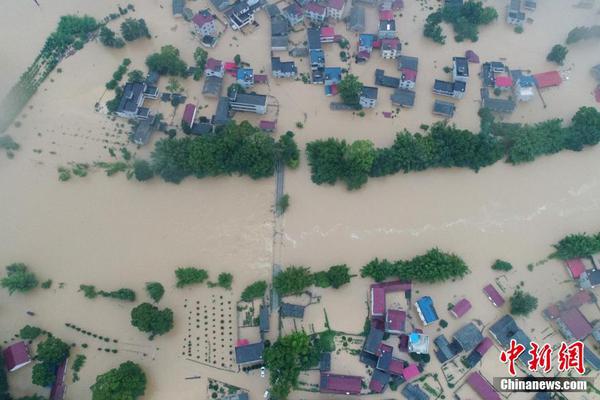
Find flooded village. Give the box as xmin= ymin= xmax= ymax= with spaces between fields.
xmin=1 ymin=0 xmax=600 ymax=399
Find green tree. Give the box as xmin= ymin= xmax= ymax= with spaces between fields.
xmin=120 ymin=18 xmax=150 ymax=41
xmin=193 ymin=47 xmax=208 ymax=75
xmin=360 ymin=258 xmax=396 ymax=282
xmin=338 ymin=74 xmax=363 ymax=105
xmin=423 ymin=11 xmax=446 ymax=44
xmin=166 ymin=78 xmax=183 ymax=93
xmin=341 ymin=139 xmax=376 ymax=190
xmin=398 ymin=248 xmax=469 ymax=282
xmin=32 ymin=362 xmax=56 ymax=387
xmin=264 ymin=332 xmax=317 ymax=399
xmin=133 ymin=159 xmax=154 ymax=181
xmin=306 ymin=138 xmax=346 ymax=185
xmin=510 ymin=289 xmax=538 ymax=316
xmin=217 ymin=272 xmax=233 ymax=290
xmin=127 ymin=69 xmax=145 ymax=83
xmin=552 ymin=233 xmax=600 ymax=260
xmin=146 ymin=45 xmax=187 ymax=76
xmin=175 ymin=267 xmax=208 ymax=288
xmin=130 ymin=303 xmax=174 ymax=339
xmin=491 ymin=259 xmax=513 ymax=272
xmin=547 ymin=44 xmax=568 ymax=65
xmin=276 ymin=131 xmax=300 ymax=169
xmin=241 ymin=280 xmax=267 ymax=302
xmin=36 ymin=336 xmax=70 ymax=366
xmin=99 ymin=26 xmax=125 ymax=48
xmin=91 ymin=361 xmax=146 ymax=400
xmin=145 ymin=282 xmax=165 ymax=303
xmin=234 ymin=54 xmax=242 ymax=66
xmin=273 ymin=266 xmax=314 ymax=296
xmin=19 ymin=325 xmax=42 ymax=340
xmin=277 ymin=193 xmax=290 ymax=214
xmin=1 ymin=263 xmax=38 ymax=295
xmin=325 ymin=264 xmax=351 ymax=289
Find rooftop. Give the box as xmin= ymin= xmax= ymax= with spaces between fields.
xmin=3 ymin=341 xmax=30 ymax=372
xmin=433 ymin=100 xmax=455 ymax=117
xmin=361 ymin=86 xmax=379 ymax=100
xmin=391 ymin=88 xmax=415 ymax=107
xmin=280 ymin=302 xmax=305 ymax=318
xmin=453 ymin=322 xmax=484 ymax=352
xmin=319 ymin=373 xmax=362 ymax=395
xmin=402 ymin=363 xmax=421 ymax=381
xmin=235 ymin=341 xmax=264 ymax=364
xmin=453 ymin=57 xmax=469 ymax=77
xmin=450 ymin=299 xmax=472 ymax=318
xmin=415 ymin=296 xmax=438 ymax=324
xmin=466 ymin=371 xmax=500 ymax=400
xmin=328 ymin=0 xmax=345 ymax=10
xmin=558 ymin=307 xmax=593 ymax=340
xmin=193 ymin=9 xmax=214 ymax=27
xmin=364 ymin=326 xmax=384 ymax=354
xmin=533 ymin=71 xmax=562 ymax=88
xmin=483 ymin=283 xmax=505 ymax=306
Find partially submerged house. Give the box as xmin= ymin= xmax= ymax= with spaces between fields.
xmin=50 ymin=359 xmax=68 ymax=400
xmin=305 ymin=2 xmax=327 ymax=23
xmin=408 ymin=331 xmax=430 ymax=354
xmin=235 ymin=341 xmax=265 ymax=365
xmin=202 ymin=75 xmax=223 ymax=98
xmin=172 ymin=0 xmax=185 ymax=17
xmin=565 ymin=259 xmax=586 ymax=279
xmin=432 ymin=99 xmax=455 ymax=118
xmin=259 ymin=305 xmax=269 ymax=333
xmin=483 ymin=283 xmax=505 ymax=307
xmin=319 ymin=373 xmax=362 ymax=395
xmin=229 ymin=91 xmax=267 ymax=114
xmin=182 ymin=103 xmax=197 ymax=127
xmin=466 ymin=371 xmax=501 ymax=400
xmin=398 ymin=55 xmax=419 ymax=89
xmin=193 ymin=9 xmax=217 ymax=36
xmin=452 ymin=57 xmax=469 ymax=82
xmin=326 ymin=0 xmax=346 ymax=20
xmin=402 ymin=383 xmax=430 ymax=400
xmin=132 ymin=117 xmax=156 ymax=146
xmin=450 ymin=298 xmax=471 ymax=318
xmin=320 ymin=352 xmax=331 ymax=372
xmin=556 ymin=307 xmax=593 ymax=341
xmin=236 ymin=68 xmax=255 ymax=89
xmin=415 ymin=296 xmax=439 ymax=326
xmin=369 ymin=280 xmax=411 ymax=318
xmin=363 ymin=326 xmax=385 ymax=355
xmin=271 ymin=15 xmax=289 ymax=51
xmin=271 ymin=57 xmax=297 ymax=78
xmin=359 ymin=86 xmax=378 ymax=108
xmin=433 ymin=79 xmax=466 ymax=99
xmin=283 ymin=3 xmax=304 ymax=25
xmin=533 ymin=71 xmax=562 ymax=89
xmin=369 ymin=368 xmax=391 ymax=393
xmin=433 ymin=334 xmax=460 ymax=363
xmin=506 ymin=0 xmax=525 ymax=26
xmin=347 ymin=5 xmax=365 ymax=32
xmin=116 ymin=82 xmax=159 ymax=120
xmin=211 ymin=0 xmax=232 ymax=12
xmin=206 ymin=58 xmax=225 ymax=77
xmin=378 ymin=19 xmax=396 ymax=39
xmin=390 ymin=88 xmax=415 ymax=108
xmin=375 ymin=69 xmax=400 ymax=88
xmin=514 ymin=75 xmax=535 ymax=102
xmin=3 ymin=341 xmax=31 ymax=372
xmin=579 ymin=269 xmax=600 ymax=289
xmin=280 ymin=302 xmax=305 ymax=318
xmin=453 ymin=322 xmax=484 ymax=353
xmin=489 ymin=315 xmax=532 ymax=365
xmin=464 ymin=337 xmax=493 ymax=368
xmin=212 ymin=97 xmax=231 ymax=126
xmin=381 ymin=38 xmax=401 ymax=59
xmin=385 ymin=309 xmax=407 ymax=334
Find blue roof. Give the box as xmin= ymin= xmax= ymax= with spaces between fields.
xmin=518 ymin=75 xmax=536 ymax=87
xmin=237 ymin=68 xmax=253 ymax=80
xmin=416 ymin=296 xmax=439 ymax=324
xmin=324 ymin=67 xmax=342 ymax=82
xmin=359 ymin=33 xmax=374 ymax=48
xmin=310 ymin=49 xmax=324 ymax=64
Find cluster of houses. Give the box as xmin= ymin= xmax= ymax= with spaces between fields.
xmin=429 ymin=56 xmax=470 ymax=118
xmin=2 ymin=341 xmax=68 ymax=400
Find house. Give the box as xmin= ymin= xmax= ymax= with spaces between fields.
xmin=556 ymin=308 xmax=593 ymax=340
xmin=357 ymin=33 xmax=375 ymax=61
xmin=271 ymin=57 xmax=297 ymax=78
xmin=432 ymin=100 xmax=455 ymax=118
xmin=347 ymin=5 xmax=365 ymax=32
xmin=191 ymin=122 xmax=213 ymax=135
xmin=324 ymin=67 xmax=342 ymax=95
xmin=379 ymin=19 xmax=396 ymax=39
xmin=280 ymin=302 xmax=305 ymax=318
xmin=369 ymin=368 xmax=390 ymax=393
xmin=402 ymin=363 xmax=421 ymax=381
xmin=398 ymin=56 xmax=418 ymax=89
xmin=524 ymin=0 xmax=536 ymax=10
xmin=465 ymin=49 xmax=480 ymax=63
xmin=491 ymin=61 xmax=505 ymax=73
xmin=283 ymin=3 xmax=304 ymax=25
xmin=3 ymin=342 xmax=31 ymax=372
xmin=379 ymin=9 xmax=394 ymax=20
xmin=289 ymin=47 xmax=309 ymax=57
xmin=433 ymin=80 xmax=465 ymax=99
xmin=132 ymin=118 xmax=155 ymax=145
xmin=381 ymin=38 xmax=401 ymax=59
xmin=483 ymin=283 xmax=505 ymax=307
xmin=50 ymin=359 xmax=68 ymax=400
xmin=489 ymin=315 xmax=532 ymax=365
xmin=408 ymin=331 xmax=430 ymax=354
xmin=320 ymin=373 xmax=362 ymax=395
xmin=398 ymin=55 xmax=419 ymax=72
xmin=305 ymin=2 xmax=327 ymax=23
xmin=467 ymin=372 xmax=501 ymax=400
xmin=506 ymin=0 xmax=525 ymax=26
xmin=320 ymin=26 xmax=335 ymax=43
xmin=327 ymin=0 xmax=345 ymax=20
xmin=360 ymin=86 xmax=378 ymax=108
xmin=390 ymin=88 xmax=415 ymax=108
xmin=433 ymin=335 xmax=458 ymax=363
xmin=201 ymin=35 xmax=218 ymax=48
xmin=385 ymin=309 xmax=406 ymax=334
xmin=193 ymin=9 xmax=217 ymax=36
xmin=481 ymin=88 xmax=515 ymax=113
xmin=172 ymin=0 xmax=185 ymax=17
xmin=579 ymin=269 xmax=600 ymax=289
xmin=402 ymin=383 xmax=430 ymax=400
xmin=453 ymin=323 xmax=484 ymax=352
xmin=116 ymin=82 xmax=159 ymax=120
xmin=212 ymin=97 xmax=231 ymax=126
xmin=229 ymin=92 xmax=267 ymax=114
xmin=265 ymin=3 xmax=281 ymax=17
xmin=375 ymin=69 xmax=400 ymax=88
xmin=534 ymin=71 xmax=562 ymax=88
xmin=205 ymin=58 xmax=225 ymax=77
xmin=259 ymin=120 xmax=276 ymax=132
xmin=320 ymin=352 xmax=331 ymax=372
xmin=226 ymin=2 xmax=256 ymax=30
xmin=452 ymin=57 xmax=469 ymax=82
xmin=210 ymin=0 xmax=232 ymax=12
xmin=222 ymin=393 xmax=249 ymax=400
xmin=259 ymin=305 xmax=269 ymax=332
xmin=235 ymin=341 xmax=264 ymax=365
xmin=307 ymin=28 xmax=322 ymax=50
xmin=370 ymin=280 xmax=411 ymax=318
xmin=415 ymin=296 xmax=438 ymax=325
xmin=310 ymin=49 xmax=325 ymax=70
xmin=514 ymin=75 xmax=535 ymax=102
xmin=388 ymin=357 xmax=405 ymax=376
xmin=363 ymin=326 xmax=384 ymax=354
xmin=182 ymin=103 xmax=197 ymax=127
xmin=271 ymin=14 xmax=289 ymax=37
xmin=376 ymin=343 xmax=393 ymax=370
xmin=236 ymin=68 xmax=254 ymax=88
xmin=565 ymin=259 xmax=586 ymax=279
xmin=450 ymin=299 xmax=471 ymax=318
xmin=494 ymin=75 xmax=513 ymax=90
xmin=464 ymin=337 xmax=493 ymax=368
xmin=202 ymin=76 xmax=223 ymax=98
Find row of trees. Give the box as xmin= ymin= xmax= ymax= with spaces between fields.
xmin=78 ymin=284 xmax=136 ymax=301
xmin=424 ymin=1 xmax=497 ymax=44
xmin=551 ymin=231 xmax=600 ymax=260
xmin=273 ymin=265 xmax=352 ymax=296
xmin=306 ymin=107 xmax=600 ymax=190
xmin=360 ymin=248 xmax=470 ymax=283
xmin=100 ymin=18 xmax=150 ymax=48
xmin=149 ymin=123 xmax=299 ymax=184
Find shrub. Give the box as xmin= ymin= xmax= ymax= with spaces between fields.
xmin=133 ymin=159 xmax=154 ymax=181
xmin=510 ymin=290 xmax=538 ymax=316
xmin=130 ymin=302 xmax=174 ymax=338
xmin=145 ymin=282 xmax=165 ymax=303
xmin=1 ymin=263 xmax=38 ymax=295
xmin=491 ymin=259 xmax=513 ymax=271
xmin=175 ymin=267 xmax=208 ymax=288
xmin=241 ymin=280 xmax=267 ymax=302
xmin=277 ymin=194 xmax=290 ymax=214
xmin=19 ymin=325 xmax=42 ymax=340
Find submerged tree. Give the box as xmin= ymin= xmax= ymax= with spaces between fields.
xmin=130 ymin=303 xmax=174 ymax=339
xmin=273 ymin=266 xmax=314 ymax=296
xmin=546 ymin=44 xmax=568 ymax=65
xmin=145 ymin=45 xmax=187 ymax=76
xmin=338 ymin=74 xmax=363 ymax=106
xmin=510 ymin=290 xmax=538 ymax=316
xmin=1 ymin=263 xmax=38 ymax=295
xmin=91 ymin=361 xmax=146 ymax=400
xmin=241 ymin=280 xmax=267 ymax=302
xmin=120 ymin=18 xmax=150 ymax=41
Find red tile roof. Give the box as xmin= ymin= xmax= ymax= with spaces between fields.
xmin=475 ymin=337 xmax=493 ymax=355
xmin=206 ymin=58 xmax=223 ymax=71
xmin=371 ymin=280 xmax=411 ymax=317
xmin=320 ymin=373 xmax=362 ymax=394
xmin=533 ymin=71 xmax=562 ymax=88
xmin=306 ymin=2 xmax=326 ymax=14
xmin=192 ymin=11 xmax=214 ymax=27
xmin=402 ymin=363 xmax=420 ymax=381
xmin=320 ymin=26 xmax=335 ymax=37
xmin=327 ymin=0 xmax=345 ymax=11
xmin=377 ymin=343 xmax=393 ymax=357
xmin=495 ymin=76 xmax=513 ymax=88
xmin=544 ymin=304 xmax=561 ymax=319
xmin=559 ymin=308 xmax=593 ymax=340
xmin=564 ymin=290 xmax=594 ymax=308
xmin=259 ymin=120 xmax=276 ymax=130
xmin=182 ymin=104 xmax=197 ymax=125
xmin=467 ymin=372 xmax=500 ymax=400
xmin=385 ymin=309 xmax=406 ymax=332
xmin=401 ymin=68 xmax=417 ymax=82
xmin=450 ymin=299 xmax=472 ymax=318
xmin=565 ymin=259 xmax=586 ymax=279
xmin=379 ymin=10 xmax=394 ymax=20
xmin=483 ymin=284 xmax=505 ymax=307
xmin=388 ymin=358 xmax=404 ymax=375
xmin=2 ymin=342 xmax=30 ymax=372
